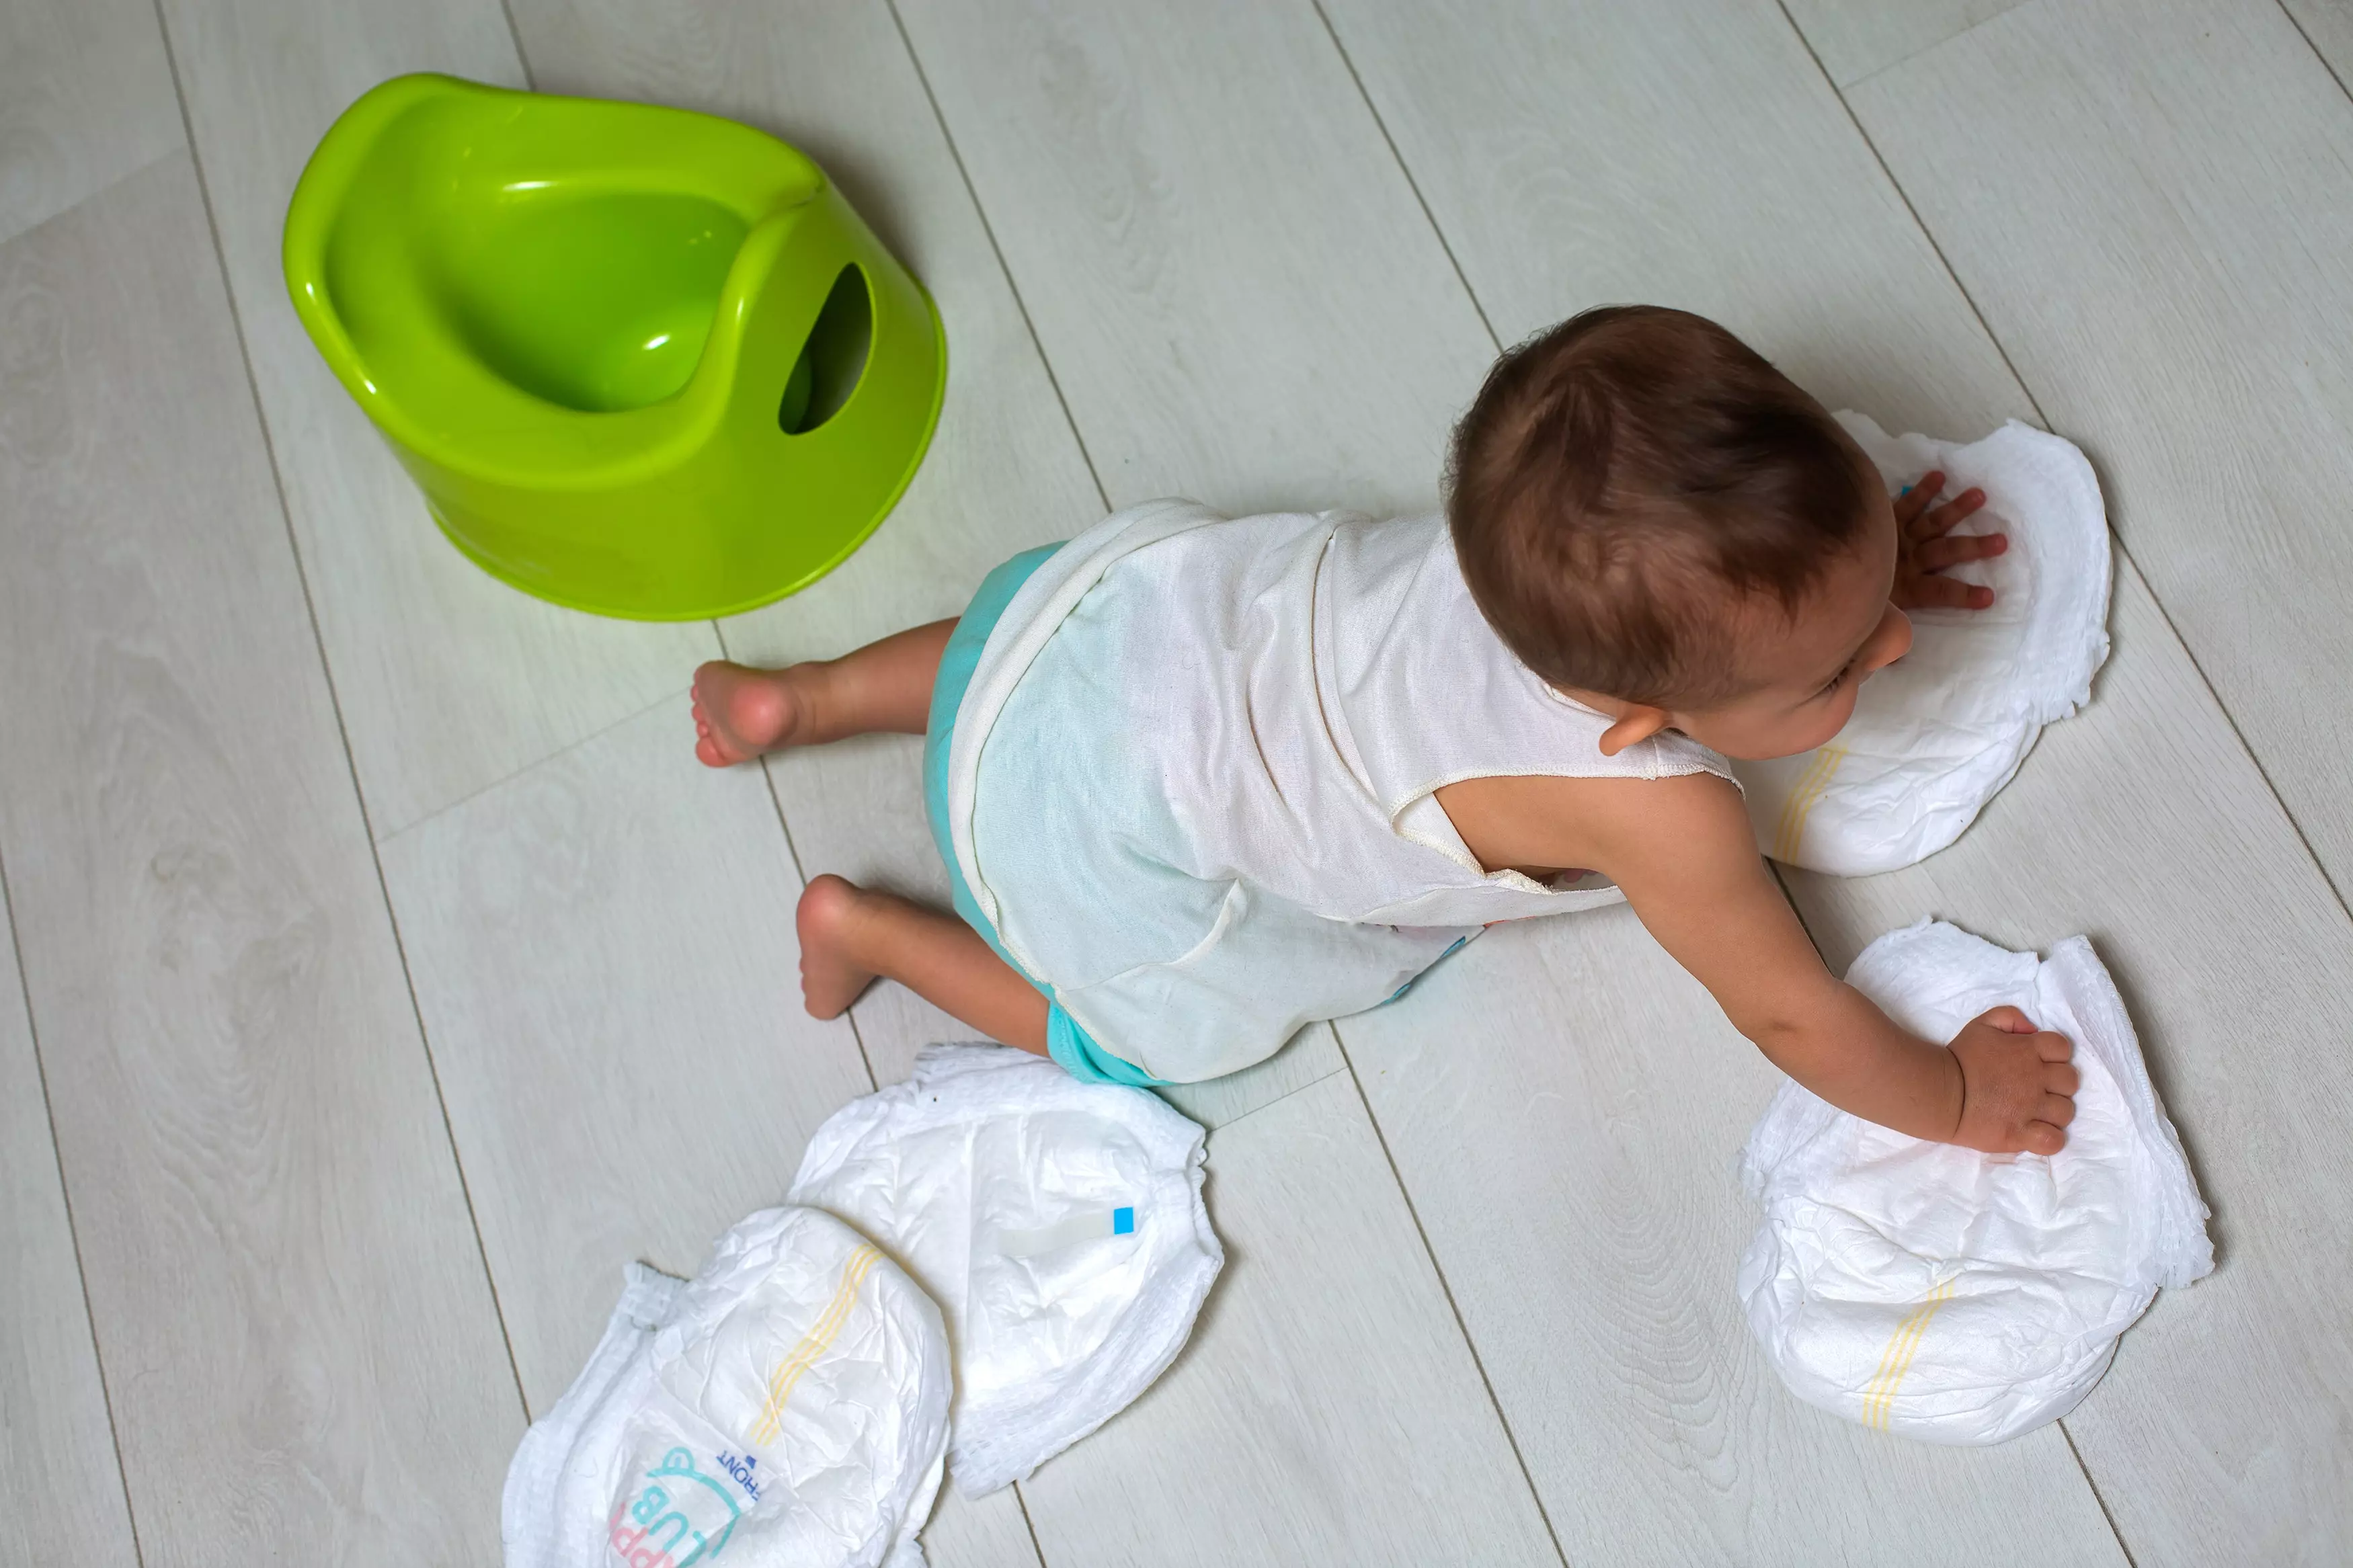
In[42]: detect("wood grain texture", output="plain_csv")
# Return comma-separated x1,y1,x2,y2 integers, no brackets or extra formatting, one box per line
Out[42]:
377,701,873,1405
0,0,182,247
150,0,718,838
1317,0,2024,439
1781,563,2353,1563
1845,0,2353,909
1779,0,2032,85
0,152,521,1562
1337,911,2129,1566
0,883,138,1563
1020,1071,1564,1568
892,0,1496,520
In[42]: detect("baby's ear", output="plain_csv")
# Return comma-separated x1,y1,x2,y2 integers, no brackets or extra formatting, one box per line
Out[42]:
1597,705,1671,755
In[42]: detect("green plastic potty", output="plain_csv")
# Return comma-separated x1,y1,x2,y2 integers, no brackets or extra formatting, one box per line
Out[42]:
282,73,945,620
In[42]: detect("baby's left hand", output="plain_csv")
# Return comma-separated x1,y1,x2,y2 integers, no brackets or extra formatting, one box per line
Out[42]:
1892,470,2005,611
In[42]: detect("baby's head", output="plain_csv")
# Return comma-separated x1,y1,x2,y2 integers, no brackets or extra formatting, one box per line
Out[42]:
1448,306,1911,761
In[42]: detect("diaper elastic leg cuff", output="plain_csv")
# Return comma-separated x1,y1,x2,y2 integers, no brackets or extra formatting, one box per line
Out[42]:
1047,1005,1167,1086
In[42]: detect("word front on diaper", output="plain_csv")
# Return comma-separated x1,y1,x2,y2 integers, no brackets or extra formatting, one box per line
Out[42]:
1734,415,2112,876
789,1043,1223,1497
1737,920,2212,1444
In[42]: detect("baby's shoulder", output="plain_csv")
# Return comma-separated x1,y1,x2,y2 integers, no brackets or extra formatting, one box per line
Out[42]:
1435,766,1751,882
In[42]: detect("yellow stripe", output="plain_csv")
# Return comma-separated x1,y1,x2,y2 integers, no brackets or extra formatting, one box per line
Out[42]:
1860,1279,1954,1430
1772,746,1846,864
1874,1280,1954,1428
750,1243,881,1446
752,1244,879,1444
754,1244,879,1442
1855,1289,1933,1426
1777,746,1845,862
1770,749,1835,862
1865,1284,1945,1428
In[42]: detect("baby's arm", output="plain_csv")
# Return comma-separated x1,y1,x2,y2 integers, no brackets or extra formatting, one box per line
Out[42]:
1440,772,2077,1151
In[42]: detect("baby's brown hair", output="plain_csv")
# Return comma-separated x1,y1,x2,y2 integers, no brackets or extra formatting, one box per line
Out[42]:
1447,306,1876,708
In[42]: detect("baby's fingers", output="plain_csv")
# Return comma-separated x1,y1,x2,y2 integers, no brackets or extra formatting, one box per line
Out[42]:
1893,471,1946,528
1912,486,1987,540
1901,573,1995,611
2035,1028,2075,1063
2044,1059,2080,1096
1916,531,2007,571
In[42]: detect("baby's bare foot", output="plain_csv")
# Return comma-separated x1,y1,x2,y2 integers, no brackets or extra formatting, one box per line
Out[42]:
797,874,881,1019
692,661,809,767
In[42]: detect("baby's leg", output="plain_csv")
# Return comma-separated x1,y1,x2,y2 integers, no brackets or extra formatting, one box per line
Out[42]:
797,874,1049,1055
692,618,956,767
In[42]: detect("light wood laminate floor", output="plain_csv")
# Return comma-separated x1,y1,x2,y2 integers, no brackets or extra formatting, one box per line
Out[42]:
2,1,2347,1562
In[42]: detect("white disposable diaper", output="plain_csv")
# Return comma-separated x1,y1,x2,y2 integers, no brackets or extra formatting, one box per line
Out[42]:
504,1206,952,1568
1737,920,2212,1444
789,1044,1222,1495
1735,415,2112,874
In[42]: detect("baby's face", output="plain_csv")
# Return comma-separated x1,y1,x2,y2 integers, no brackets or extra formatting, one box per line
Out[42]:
1671,493,1911,761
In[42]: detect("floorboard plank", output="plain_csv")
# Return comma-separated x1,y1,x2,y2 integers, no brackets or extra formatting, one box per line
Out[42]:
0,0,182,247
1781,563,2353,1561
892,0,1495,521
1318,0,2024,437
0,880,138,1563
1019,1071,1563,1568
1841,0,2353,909
151,0,718,838
1339,911,2128,1567
0,151,521,1563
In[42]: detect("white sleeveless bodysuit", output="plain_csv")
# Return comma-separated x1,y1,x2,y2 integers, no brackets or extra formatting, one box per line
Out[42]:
944,501,1737,1081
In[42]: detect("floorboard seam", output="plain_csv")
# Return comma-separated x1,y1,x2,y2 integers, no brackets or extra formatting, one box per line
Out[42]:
147,0,532,1425
1773,0,2353,932
371,684,690,849
1309,0,1503,355
2275,0,2353,104
2061,1417,2142,1567
1009,1477,1053,1568
496,0,538,87
1326,1023,1573,1568
719,624,887,1098
1190,1061,1351,1135
1827,0,2034,93
0,851,149,1567
880,0,1115,517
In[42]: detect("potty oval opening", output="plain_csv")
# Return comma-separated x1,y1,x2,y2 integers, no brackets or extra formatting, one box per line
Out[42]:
781,264,873,434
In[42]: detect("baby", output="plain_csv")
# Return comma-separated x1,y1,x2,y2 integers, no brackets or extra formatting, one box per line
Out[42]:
693,306,2077,1155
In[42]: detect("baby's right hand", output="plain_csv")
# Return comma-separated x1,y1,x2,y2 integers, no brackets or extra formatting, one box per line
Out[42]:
1947,1006,2079,1154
